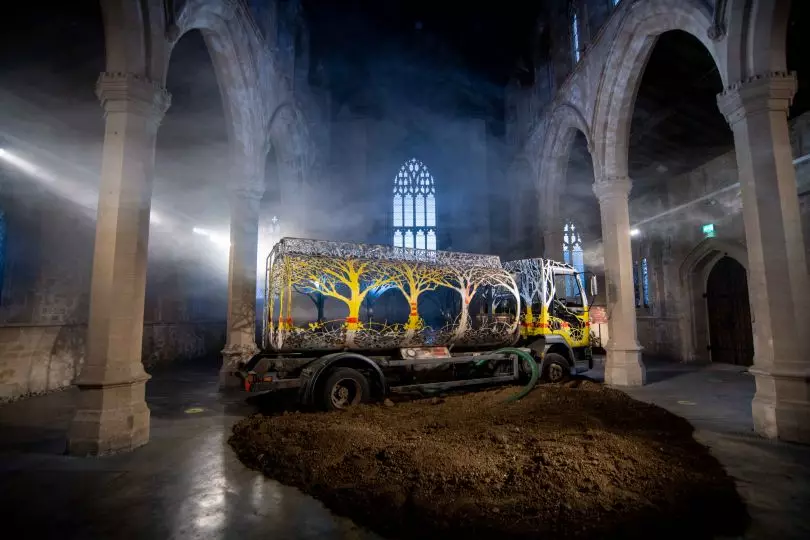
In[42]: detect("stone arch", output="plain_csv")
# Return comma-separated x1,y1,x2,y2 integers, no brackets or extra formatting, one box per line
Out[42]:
98,0,168,78
169,1,271,180
723,0,792,84
538,103,596,258
677,237,749,363
591,0,720,180
98,1,286,185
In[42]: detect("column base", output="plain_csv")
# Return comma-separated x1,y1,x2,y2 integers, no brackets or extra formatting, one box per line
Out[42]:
750,367,810,444
67,376,150,456
604,345,646,387
220,343,259,389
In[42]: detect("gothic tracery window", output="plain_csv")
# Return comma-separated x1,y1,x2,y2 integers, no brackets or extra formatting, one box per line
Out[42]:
562,220,585,297
392,158,437,250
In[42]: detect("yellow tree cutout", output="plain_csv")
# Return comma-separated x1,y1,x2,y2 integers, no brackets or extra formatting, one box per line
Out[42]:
389,261,448,341
305,257,397,347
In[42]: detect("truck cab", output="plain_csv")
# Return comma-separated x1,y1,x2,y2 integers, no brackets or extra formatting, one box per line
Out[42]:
505,258,595,379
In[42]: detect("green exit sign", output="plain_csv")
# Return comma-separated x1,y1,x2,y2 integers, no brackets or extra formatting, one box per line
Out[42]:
702,223,716,237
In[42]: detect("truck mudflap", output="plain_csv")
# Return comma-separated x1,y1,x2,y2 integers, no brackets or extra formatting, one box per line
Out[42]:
240,371,302,393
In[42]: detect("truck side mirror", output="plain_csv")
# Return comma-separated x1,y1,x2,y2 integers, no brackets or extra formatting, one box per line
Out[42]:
590,275,598,297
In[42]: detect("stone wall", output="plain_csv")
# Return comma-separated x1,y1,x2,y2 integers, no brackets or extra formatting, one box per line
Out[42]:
0,172,227,401
628,114,810,363
505,0,620,149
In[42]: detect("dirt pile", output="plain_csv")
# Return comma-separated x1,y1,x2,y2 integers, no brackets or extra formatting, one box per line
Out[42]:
229,381,747,539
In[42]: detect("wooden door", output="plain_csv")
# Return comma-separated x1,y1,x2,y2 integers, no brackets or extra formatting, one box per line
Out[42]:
706,257,754,366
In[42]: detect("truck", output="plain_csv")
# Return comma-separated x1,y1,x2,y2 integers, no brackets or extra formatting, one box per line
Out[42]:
239,237,595,409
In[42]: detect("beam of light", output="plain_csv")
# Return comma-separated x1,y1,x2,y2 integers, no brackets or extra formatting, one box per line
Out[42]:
2,141,234,285
629,152,810,230
193,226,230,249
630,228,640,237
0,147,55,182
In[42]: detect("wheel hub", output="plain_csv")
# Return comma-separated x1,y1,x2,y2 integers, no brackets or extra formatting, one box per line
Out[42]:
331,378,359,408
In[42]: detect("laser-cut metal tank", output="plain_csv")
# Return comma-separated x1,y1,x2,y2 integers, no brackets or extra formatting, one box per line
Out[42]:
262,237,521,352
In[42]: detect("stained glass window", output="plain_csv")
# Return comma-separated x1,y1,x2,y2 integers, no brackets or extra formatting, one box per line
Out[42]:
416,230,426,250
632,258,650,308
641,257,650,308
426,229,437,250
403,194,413,227
572,9,581,63
393,194,402,227
404,230,414,249
392,158,437,249
562,220,585,298
426,194,436,226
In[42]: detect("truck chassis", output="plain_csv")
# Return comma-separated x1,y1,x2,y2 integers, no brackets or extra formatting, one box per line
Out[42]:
240,347,526,409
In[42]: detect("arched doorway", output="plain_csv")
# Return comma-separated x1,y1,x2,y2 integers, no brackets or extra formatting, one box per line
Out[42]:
706,257,753,366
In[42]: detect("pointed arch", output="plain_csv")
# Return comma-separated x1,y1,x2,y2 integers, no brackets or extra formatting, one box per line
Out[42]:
392,158,437,250
591,0,719,179
537,103,595,255
677,237,749,363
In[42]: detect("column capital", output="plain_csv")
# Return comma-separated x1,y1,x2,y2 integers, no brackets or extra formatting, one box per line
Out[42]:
96,72,171,123
717,71,797,126
592,176,632,202
229,183,264,202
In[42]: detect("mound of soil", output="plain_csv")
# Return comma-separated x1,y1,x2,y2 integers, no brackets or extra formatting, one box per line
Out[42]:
229,381,747,539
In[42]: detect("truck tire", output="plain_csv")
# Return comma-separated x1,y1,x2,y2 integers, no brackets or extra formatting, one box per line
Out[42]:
542,353,570,384
321,367,370,411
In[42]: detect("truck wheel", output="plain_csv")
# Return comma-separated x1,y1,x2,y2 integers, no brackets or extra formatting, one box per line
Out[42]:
542,353,570,384
321,367,370,411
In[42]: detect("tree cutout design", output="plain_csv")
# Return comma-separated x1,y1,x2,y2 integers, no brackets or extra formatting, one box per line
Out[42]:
308,258,396,347
361,280,397,324
389,261,447,341
503,258,544,330
263,238,520,351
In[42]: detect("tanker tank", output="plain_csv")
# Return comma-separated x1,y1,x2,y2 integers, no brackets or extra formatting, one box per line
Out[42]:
263,238,521,352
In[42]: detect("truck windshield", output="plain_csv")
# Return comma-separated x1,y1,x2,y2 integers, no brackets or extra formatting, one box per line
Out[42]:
553,272,585,308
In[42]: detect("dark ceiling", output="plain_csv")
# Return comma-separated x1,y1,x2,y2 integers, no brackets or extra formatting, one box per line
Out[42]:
301,0,544,121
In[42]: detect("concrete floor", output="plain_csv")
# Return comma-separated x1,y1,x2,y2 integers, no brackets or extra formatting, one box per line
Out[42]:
0,360,808,539
605,361,810,540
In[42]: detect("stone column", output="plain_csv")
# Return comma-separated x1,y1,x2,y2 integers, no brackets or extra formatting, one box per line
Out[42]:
220,183,263,388
718,72,810,443
67,73,170,455
593,177,646,386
